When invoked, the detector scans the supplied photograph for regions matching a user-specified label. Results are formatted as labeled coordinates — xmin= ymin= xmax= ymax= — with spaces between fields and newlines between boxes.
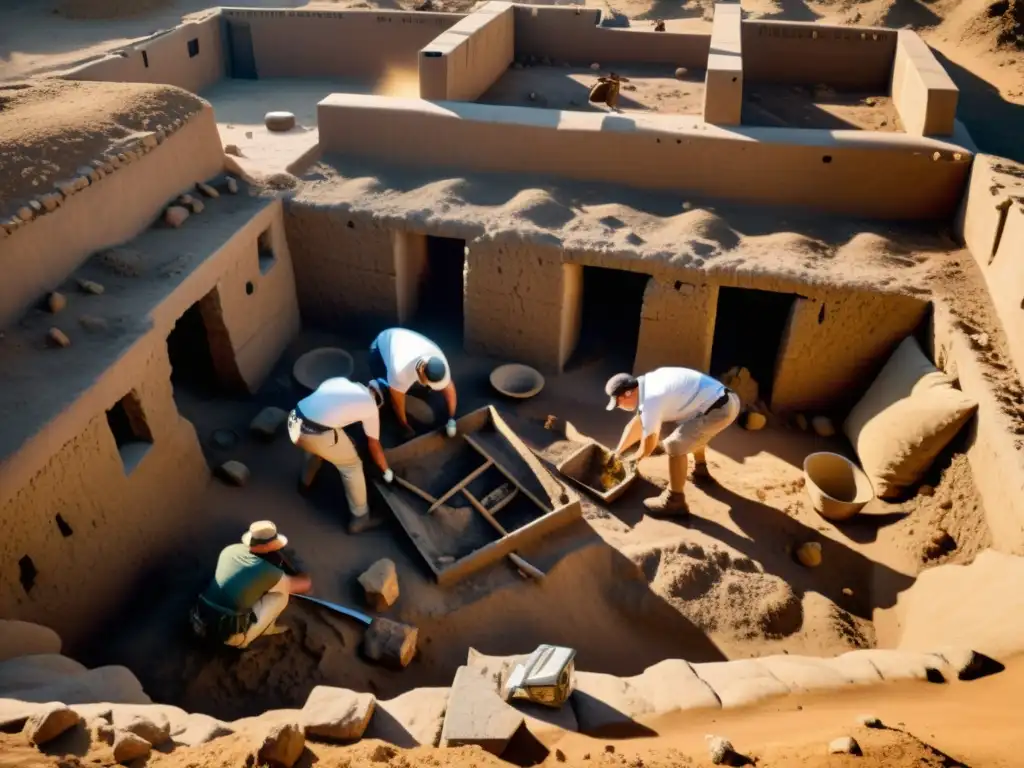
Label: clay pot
xmin=293 ymin=347 xmax=355 ymax=391
xmin=489 ymin=364 xmax=545 ymax=399
xmin=803 ymin=451 xmax=874 ymax=521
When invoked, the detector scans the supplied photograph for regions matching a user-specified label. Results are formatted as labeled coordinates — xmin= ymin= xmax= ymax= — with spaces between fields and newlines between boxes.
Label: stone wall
xmin=633 ymin=278 xmax=717 ymax=375
xmin=419 ymin=1 xmax=514 ymax=102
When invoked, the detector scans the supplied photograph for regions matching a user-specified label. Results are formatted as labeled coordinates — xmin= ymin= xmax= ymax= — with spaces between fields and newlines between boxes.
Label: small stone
xmin=179 ymin=193 xmax=196 ymax=206
xmin=265 ymin=111 xmax=297 ymax=132
xmin=24 ymin=704 xmax=80 ymax=745
xmin=77 ymin=165 xmax=99 ymax=183
xmin=301 ymin=686 xmax=376 ymax=741
xmin=675 ymin=67 xmax=688 ymax=79
xmin=363 ymin=617 xmax=418 ymax=669
xmin=123 ymin=714 xmax=170 ymax=746
xmin=217 ymin=460 xmax=250 ymax=487
xmin=857 ymin=714 xmax=883 ymax=728
xmin=78 ymin=279 xmax=104 ymax=295
xmin=604 ymin=745 xmax=615 ymax=754
xmin=117 ymin=153 xmax=130 ymax=164
xmin=796 ymin=541 xmax=822 ymax=568
xmin=40 ymin=193 xmax=62 ymax=211
xmin=924 ymin=529 xmax=957 ymax=559
xmin=141 ymin=133 xmax=158 ymax=150
xmin=529 ymin=91 xmax=537 ymax=101
xmin=829 ymin=736 xmax=860 ymax=755
xmin=91 ymin=720 xmax=115 ymax=745
xmin=113 ymin=730 xmax=151 ymax=763
xmin=79 ymin=315 xmax=109 ymax=332
xmin=971 ymin=332 xmax=990 ymax=349
xmin=189 ymin=199 xmax=205 ymax=214
xmin=210 ymin=429 xmax=239 ymax=449
xmin=246 ymin=130 xmax=254 ymax=139
xmin=842 ymin=587 xmax=854 ymax=597
xmin=165 ymin=206 xmax=190 ymax=228
xmin=250 ymin=406 xmax=289 ymax=439
xmin=17 ymin=206 xmax=34 ymax=222
xmin=744 ymin=411 xmax=767 ymax=431
xmin=156 ymin=129 xmax=166 ymax=144
xmin=705 ymin=735 xmax=734 ymax=765
xmin=811 ymin=416 xmax=835 ymax=437
xmin=555 ymin=749 xmax=566 ymax=762
xmin=358 ymin=558 xmax=400 ymax=612
xmin=226 ymin=176 xmax=239 ymax=194
xmin=590 ymin=62 xmax=600 ymax=70
xmin=107 ymin=155 xmax=121 ymax=169
xmin=29 ymin=199 xmax=43 ymax=214
xmin=47 ymin=328 xmax=71 ymax=348
xmin=256 ymin=722 xmax=305 ymax=768
xmin=794 ymin=413 xmax=809 ymax=431
xmin=73 ymin=176 xmax=89 ymax=191
xmin=225 ymin=144 xmax=243 ymax=157
xmin=919 ymin=484 xmax=935 ymax=497
xmin=47 ymin=292 xmax=67 ymax=313
xmin=56 ymin=179 xmax=77 ymax=197
xmin=196 ymin=181 xmax=220 ymax=198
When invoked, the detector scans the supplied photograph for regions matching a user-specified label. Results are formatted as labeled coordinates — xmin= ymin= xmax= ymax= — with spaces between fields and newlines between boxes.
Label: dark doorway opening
xmin=569 ymin=266 xmax=648 ymax=369
xmin=226 ymin=20 xmax=258 ymax=80
xmin=411 ymin=235 xmax=466 ymax=343
xmin=710 ymin=287 xmax=798 ymax=405
xmin=167 ymin=300 xmax=221 ymax=398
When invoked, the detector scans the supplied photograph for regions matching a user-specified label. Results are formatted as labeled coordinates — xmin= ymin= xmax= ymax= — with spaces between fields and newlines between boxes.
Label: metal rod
xmin=463 ymin=488 xmax=545 ymax=581
xmin=427 ymin=459 xmax=494 ymax=514
xmin=463 ymin=434 xmax=552 ymax=514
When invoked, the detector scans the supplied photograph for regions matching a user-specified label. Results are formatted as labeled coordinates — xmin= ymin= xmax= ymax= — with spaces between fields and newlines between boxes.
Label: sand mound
xmin=663 ymin=208 xmax=741 ymax=251
xmin=504 ymin=188 xmax=576 ymax=230
xmin=0 ymin=80 xmax=206 ymax=220
xmin=965 ymin=0 xmax=1024 ymax=49
xmin=55 ymin=0 xmax=172 ymax=20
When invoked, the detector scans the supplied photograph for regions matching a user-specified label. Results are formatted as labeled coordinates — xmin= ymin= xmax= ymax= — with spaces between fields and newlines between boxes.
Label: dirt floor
xmin=742 ymin=85 xmax=902 ymax=131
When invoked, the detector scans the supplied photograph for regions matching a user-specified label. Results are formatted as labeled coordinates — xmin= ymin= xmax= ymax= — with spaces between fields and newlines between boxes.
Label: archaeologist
xmin=589 ymin=72 xmax=631 ymax=111
xmin=369 ymin=327 xmax=458 ymax=439
xmin=604 ymin=367 xmax=741 ymax=515
xmin=287 ymin=376 xmax=393 ymax=535
xmin=189 ymin=521 xmax=312 ymax=649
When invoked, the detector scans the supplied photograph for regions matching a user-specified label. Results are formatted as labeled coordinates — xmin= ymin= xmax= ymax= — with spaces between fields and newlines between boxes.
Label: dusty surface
xmin=743 ymin=85 xmax=902 ymax=131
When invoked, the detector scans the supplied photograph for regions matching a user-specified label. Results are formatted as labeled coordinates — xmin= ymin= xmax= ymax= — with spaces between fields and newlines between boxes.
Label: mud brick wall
xmin=464 ymin=238 xmax=580 ymax=372
xmin=634 ymin=279 xmax=717 ymax=375
xmin=284 ymin=207 xmax=400 ymax=329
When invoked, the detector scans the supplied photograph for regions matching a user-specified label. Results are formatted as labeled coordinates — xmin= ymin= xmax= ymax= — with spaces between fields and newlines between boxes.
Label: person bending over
xmin=369 ymin=327 xmax=458 ymax=439
xmin=287 ymin=377 xmax=392 ymax=535
xmin=605 ymin=367 xmax=741 ymax=516
xmin=190 ymin=521 xmax=312 ymax=649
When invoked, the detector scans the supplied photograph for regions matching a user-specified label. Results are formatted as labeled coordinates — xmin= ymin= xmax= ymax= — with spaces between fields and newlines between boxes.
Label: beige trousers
xmin=225 ymin=577 xmax=289 ymax=649
xmin=297 ymin=428 xmax=369 ymax=518
xmin=663 ymin=392 xmax=741 ymax=492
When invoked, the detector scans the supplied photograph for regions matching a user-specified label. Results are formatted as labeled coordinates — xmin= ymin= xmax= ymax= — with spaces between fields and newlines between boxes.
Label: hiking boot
xmin=643 ymin=489 xmax=689 ymax=517
xmin=692 ymin=462 xmax=711 ymax=480
xmin=348 ymin=514 xmax=383 ymax=535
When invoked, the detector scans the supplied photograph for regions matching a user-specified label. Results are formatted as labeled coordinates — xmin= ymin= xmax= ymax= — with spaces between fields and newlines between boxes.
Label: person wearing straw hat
xmin=604 ymin=368 xmax=740 ymax=515
xmin=190 ymin=521 xmax=312 ymax=649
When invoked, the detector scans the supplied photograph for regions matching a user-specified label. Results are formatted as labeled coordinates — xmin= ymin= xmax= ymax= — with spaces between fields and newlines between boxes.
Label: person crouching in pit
xmin=287 ymin=377 xmax=394 ymax=535
xmin=605 ymin=367 xmax=741 ymax=515
xmin=369 ymin=327 xmax=458 ymax=439
xmin=189 ymin=521 xmax=312 ymax=649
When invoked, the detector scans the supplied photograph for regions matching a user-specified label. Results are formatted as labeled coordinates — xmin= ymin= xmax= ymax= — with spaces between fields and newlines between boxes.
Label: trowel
xmin=293 ymin=594 xmax=372 ymax=626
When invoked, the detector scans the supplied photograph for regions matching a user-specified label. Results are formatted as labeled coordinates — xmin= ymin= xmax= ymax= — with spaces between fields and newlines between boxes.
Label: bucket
xmin=803 ymin=451 xmax=874 ymax=521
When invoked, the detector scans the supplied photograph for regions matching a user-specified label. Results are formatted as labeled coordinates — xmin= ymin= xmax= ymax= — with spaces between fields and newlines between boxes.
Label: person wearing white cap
xmin=190 ymin=521 xmax=312 ymax=649
xmin=369 ymin=327 xmax=458 ymax=439
xmin=604 ymin=367 xmax=740 ymax=515
xmin=287 ymin=377 xmax=391 ymax=535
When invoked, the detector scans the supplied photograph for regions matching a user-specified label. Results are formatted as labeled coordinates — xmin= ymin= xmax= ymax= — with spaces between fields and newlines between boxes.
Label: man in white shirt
xmin=605 ymin=367 xmax=741 ymax=516
xmin=287 ymin=377 xmax=393 ymax=534
xmin=369 ymin=328 xmax=458 ymax=439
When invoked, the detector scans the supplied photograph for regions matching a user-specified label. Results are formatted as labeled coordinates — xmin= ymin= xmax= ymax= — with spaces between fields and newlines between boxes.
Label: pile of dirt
xmin=55 ymin=0 xmax=173 ymax=20
xmin=0 ymin=80 xmax=206 ymax=220
xmin=972 ymin=0 xmax=1024 ymax=49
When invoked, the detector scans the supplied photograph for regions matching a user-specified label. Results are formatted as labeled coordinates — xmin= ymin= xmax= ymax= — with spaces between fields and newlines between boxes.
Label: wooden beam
xmin=392 ymin=474 xmax=437 ymax=506
xmin=463 ymin=434 xmax=551 ymax=514
xmin=462 ymin=489 xmax=545 ymax=581
xmin=427 ymin=459 xmax=494 ymax=514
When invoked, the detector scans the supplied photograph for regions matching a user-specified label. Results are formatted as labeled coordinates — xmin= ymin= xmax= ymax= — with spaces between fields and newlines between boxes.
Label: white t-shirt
xmin=297 ymin=377 xmax=380 ymax=441
xmin=374 ymin=328 xmax=451 ymax=393
xmin=638 ymin=367 xmax=726 ymax=438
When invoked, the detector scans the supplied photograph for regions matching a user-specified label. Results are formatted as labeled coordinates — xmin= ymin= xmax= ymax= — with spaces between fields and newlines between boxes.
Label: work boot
xmin=348 ymin=514 xmax=383 ymax=535
xmin=643 ymin=488 xmax=689 ymax=517
xmin=692 ymin=462 xmax=711 ymax=480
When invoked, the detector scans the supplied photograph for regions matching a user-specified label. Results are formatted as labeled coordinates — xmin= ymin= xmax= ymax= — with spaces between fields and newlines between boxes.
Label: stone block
xmin=171 ymin=712 xmax=233 ymax=746
xmin=571 ymin=671 xmax=654 ymax=736
xmin=113 ymin=730 xmax=151 ymax=763
xmin=301 ymin=686 xmax=375 ymax=742
xmin=628 ymin=659 xmax=720 ymax=714
xmin=691 ymin=659 xmax=791 ymax=708
xmin=256 ymin=722 xmax=305 ymax=768
xmin=358 ymin=559 xmax=400 ymax=612
xmin=440 ymin=666 xmax=524 ymax=755
xmin=23 ymin=704 xmax=80 ymax=745
xmin=250 ymin=407 xmax=288 ymax=440
xmin=216 ymin=460 xmax=250 ymax=487
xmin=363 ymin=618 xmax=417 ymax=669
xmin=364 ymin=687 xmax=450 ymax=747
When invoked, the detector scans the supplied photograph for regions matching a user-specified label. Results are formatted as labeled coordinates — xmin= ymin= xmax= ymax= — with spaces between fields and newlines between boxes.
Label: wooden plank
xmin=464 ymin=434 xmax=551 ymax=514
xmin=393 ymin=474 xmax=438 ymax=505
xmin=427 ymin=459 xmax=494 ymax=514
xmin=462 ymin=489 xmax=545 ymax=581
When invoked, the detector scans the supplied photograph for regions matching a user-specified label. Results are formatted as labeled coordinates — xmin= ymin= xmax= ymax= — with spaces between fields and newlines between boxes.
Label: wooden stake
xmin=427 ymin=459 xmax=494 ymax=514
xmin=462 ymin=489 xmax=545 ymax=581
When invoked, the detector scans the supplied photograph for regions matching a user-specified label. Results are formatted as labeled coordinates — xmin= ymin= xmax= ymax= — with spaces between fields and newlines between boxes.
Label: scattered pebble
xmin=842 ymin=587 xmax=854 ymax=597
xmin=225 ymin=144 xmax=243 ymax=157
xmin=555 ymin=749 xmax=566 ymax=762
xmin=796 ymin=541 xmax=822 ymax=568
xmin=226 ymin=176 xmax=239 ymax=194
xmin=189 ymin=199 xmax=205 ymax=214
xmin=216 ymin=460 xmax=250 ymax=487
xmin=113 ymin=730 xmax=151 ymax=764
xmin=924 ymin=529 xmax=957 ymax=559
xmin=47 ymin=328 xmax=71 ymax=348
xmin=918 ymin=484 xmax=935 ymax=497
xmin=857 ymin=714 xmax=883 ymax=728
xmin=24 ymin=704 xmax=80 ymax=746
xmin=604 ymin=744 xmax=615 ymax=754
xmin=77 ymin=279 xmax=104 ymax=295
xmin=165 ymin=206 xmax=190 ymax=228
xmin=590 ymin=62 xmax=601 ymax=70
xmin=17 ymin=206 xmax=34 ymax=222
xmin=811 ymin=416 xmax=835 ymax=437
xmin=141 ymin=133 xmax=158 ymax=150
xmin=829 ymin=736 xmax=860 ymax=755
xmin=744 ymin=411 xmax=767 ymax=431
xmin=705 ymin=735 xmax=734 ymax=765
xmin=675 ymin=67 xmax=688 ymax=79
xmin=47 ymin=292 xmax=67 ymax=314
xmin=40 ymin=193 xmax=62 ymax=212
xmin=196 ymin=181 xmax=220 ymax=198
xmin=79 ymin=315 xmax=108 ymax=332
xmin=210 ymin=428 xmax=239 ymax=450
xmin=795 ymin=413 xmax=809 ymax=431
xmin=250 ymin=406 xmax=289 ymax=439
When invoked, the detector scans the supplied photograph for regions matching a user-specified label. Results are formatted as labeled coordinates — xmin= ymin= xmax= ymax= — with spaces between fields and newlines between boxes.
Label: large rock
xmin=3 ymin=665 xmax=150 ymax=706
xmin=301 ymin=686 xmax=375 ymax=742
xmin=113 ymin=730 xmax=151 ymax=763
xmin=363 ymin=618 xmax=417 ymax=669
xmin=571 ymin=671 xmax=654 ymax=736
xmin=838 ymin=649 xmax=945 ymax=683
xmin=364 ymin=687 xmax=450 ymax=748
xmin=758 ymin=655 xmax=857 ymax=692
xmin=358 ymin=559 xmax=400 ymax=612
xmin=628 ymin=659 xmax=720 ymax=715
xmin=691 ymin=660 xmax=791 ymax=708
xmin=0 ymin=621 xmax=61 ymax=662
xmin=171 ymin=712 xmax=233 ymax=746
xmin=440 ymin=666 xmax=524 ymax=755
xmin=0 ymin=654 xmax=88 ymax=694
xmin=256 ymin=722 xmax=305 ymax=768
xmin=122 ymin=712 xmax=171 ymax=746
xmin=23 ymin=704 xmax=80 ymax=745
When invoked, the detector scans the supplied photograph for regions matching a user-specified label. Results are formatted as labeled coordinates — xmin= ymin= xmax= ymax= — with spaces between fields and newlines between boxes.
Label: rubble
xmin=256 ymin=722 xmax=306 ymax=767
xmin=23 ymin=704 xmax=80 ymax=746
xmin=113 ymin=730 xmax=151 ymax=763
xmin=363 ymin=617 xmax=418 ymax=668
xmin=301 ymin=686 xmax=376 ymax=742
xmin=250 ymin=407 xmax=289 ymax=440
xmin=47 ymin=292 xmax=67 ymax=314
xmin=165 ymin=206 xmax=190 ymax=228
xmin=828 ymin=735 xmax=860 ymax=754
xmin=358 ymin=558 xmax=400 ymax=612
xmin=216 ymin=460 xmax=251 ymax=487
xmin=47 ymin=328 xmax=71 ymax=348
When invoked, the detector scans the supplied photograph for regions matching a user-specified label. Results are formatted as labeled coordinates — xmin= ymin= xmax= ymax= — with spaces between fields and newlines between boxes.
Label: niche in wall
xmin=106 ymin=391 xmax=153 ymax=475
xmin=569 ymin=266 xmax=649 ymax=370
xmin=410 ymin=235 xmax=466 ymax=344
xmin=709 ymin=287 xmax=799 ymax=407
xmin=188 ymin=38 xmax=200 ymax=58
xmin=166 ymin=288 xmax=246 ymax=406
xmin=258 ymin=226 xmax=277 ymax=275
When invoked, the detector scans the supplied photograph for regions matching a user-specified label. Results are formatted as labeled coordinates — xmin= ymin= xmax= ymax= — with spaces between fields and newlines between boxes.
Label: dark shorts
xmin=368 ymin=340 xmax=387 ymax=384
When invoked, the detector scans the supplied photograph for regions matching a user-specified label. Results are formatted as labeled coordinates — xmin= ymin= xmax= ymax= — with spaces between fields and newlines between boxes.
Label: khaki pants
xmin=225 ymin=578 xmax=289 ymax=649
xmin=296 ymin=428 xmax=369 ymax=518
xmin=663 ymin=392 xmax=741 ymax=492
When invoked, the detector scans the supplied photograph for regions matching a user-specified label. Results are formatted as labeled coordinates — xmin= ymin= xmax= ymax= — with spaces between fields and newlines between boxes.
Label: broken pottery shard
xmin=796 ymin=541 xmax=822 ymax=568
xmin=47 ymin=292 xmax=66 ymax=314
xmin=165 ymin=206 xmax=190 ymax=228
xmin=829 ymin=736 xmax=860 ymax=754
xmin=122 ymin=713 xmax=170 ymax=746
xmin=706 ymin=735 xmax=734 ymax=765
xmin=24 ymin=704 xmax=80 ymax=745
xmin=440 ymin=666 xmax=524 ymax=756
xmin=47 ymin=328 xmax=71 ymax=348
xmin=77 ymin=279 xmax=104 ymax=295
xmin=250 ymin=407 xmax=289 ymax=440
xmin=196 ymin=181 xmax=220 ymax=199
xmin=113 ymin=730 xmax=151 ymax=763
xmin=300 ymin=686 xmax=375 ymax=742
xmin=216 ymin=461 xmax=250 ymax=487
xmin=811 ymin=416 xmax=836 ymax=437
xmin=256 ymin=721 xmax=305 ymax=768
xmin=226 ymin=176 xmax=239 ymax=194
xmin=363 ymin=618 xmax=417 ymax=669
xmin=358 ymin=558 xmax=400 ymax=612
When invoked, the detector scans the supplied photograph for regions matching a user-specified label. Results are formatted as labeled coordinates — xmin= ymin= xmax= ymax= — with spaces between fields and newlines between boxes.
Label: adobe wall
xmin=740 ymin=20 xmax=897 ymax=90
xmin=0 ymin=106 xmax=225 ymax=329
xmin=703 ymin=3 xmax=743 ymax=126
xmin=955 ymin=154 xmax=1024 ymax=388
xmin=633 ymin=278 xmax=717 ymax=375
xmin=62 ymin=15 xmax=224 ymax=94
xmin=419 ymin=1 xmax=514 ymax=102
xmin=890 ymin=30 xmax=958 ymax=137
xmin=512 ymin=6 xmax=710 ymax=68
xmin=222 ymin=8 xmax=461 ymax=82
xmin=317 ymin=94 xmax=972 ymax=220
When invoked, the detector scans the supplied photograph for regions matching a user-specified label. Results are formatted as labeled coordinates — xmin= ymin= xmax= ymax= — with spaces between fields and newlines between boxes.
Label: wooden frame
xmin=374 ymin=406 xmax=582 ymax=587
xmin=555 ymin=441 xmax=637 ymax=504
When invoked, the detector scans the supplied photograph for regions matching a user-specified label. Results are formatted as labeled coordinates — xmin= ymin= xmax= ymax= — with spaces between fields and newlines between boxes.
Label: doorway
xmin=226 ymin=20 xmax=258 ymax=80
xmin=569 ymin=266 xmax=649 ymax=369
xmin=410 ymin=235 xmax=466 ymax=345
xmin=709 ymin=287 xmax=798 ymax=405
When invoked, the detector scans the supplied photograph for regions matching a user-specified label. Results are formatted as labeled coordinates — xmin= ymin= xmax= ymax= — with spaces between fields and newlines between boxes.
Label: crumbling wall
xmin=741 ymin=20 xmax=897 ymax=90
xmin=62 ymin=15 xmax=225 ymax=94
xmin=464 ymin=237 xmax=579 ymax=371
xmin=317 ymin=94 xmax=972 ymax=220
xmin=513 ymin=6 xmax=710 ymax=67
xmin=0 ymin=107 xmax=224 ymax=329
xmin=634 ymin=279 xmax=717 ymax=375
xmin=284 ymin=207 xmax=400 ymax=327
xmin=890 ymin=30 xmax=959 ymax=137
xmin=419 ymin=1 xmax=514 ymax=102
xmin=223 ymin=8 xmax=460 ymax=82
xmin=771 ymin=289 xmax=930 ymax=414
xmin=703 ymin=3 xmax=742 ymax=127
xmin=0 ymin=342 xmax=208 ymax=645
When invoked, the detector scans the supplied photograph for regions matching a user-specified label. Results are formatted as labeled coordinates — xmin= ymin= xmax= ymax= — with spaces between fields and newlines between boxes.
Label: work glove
xmin=445 ymin=418 xmax=457 ymax=438
xmin=383 ymin=468 xmax=394 ymax=484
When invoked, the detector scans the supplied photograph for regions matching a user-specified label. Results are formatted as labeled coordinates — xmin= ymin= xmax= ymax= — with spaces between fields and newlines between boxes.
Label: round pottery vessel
xmin=293 ymin=347 xmax=355 ymax=391
xmin=803 ymin=451 xmax=875 ymax=521
xmin=490 ymin=363 xmax=545 ymax=400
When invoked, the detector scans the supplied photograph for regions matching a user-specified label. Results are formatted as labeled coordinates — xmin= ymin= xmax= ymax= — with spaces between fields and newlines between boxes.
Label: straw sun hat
xmin=241 ymin=520 xmax=288 ymax=548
